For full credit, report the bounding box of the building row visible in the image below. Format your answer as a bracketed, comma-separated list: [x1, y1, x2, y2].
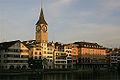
[0, 40, 108, 70]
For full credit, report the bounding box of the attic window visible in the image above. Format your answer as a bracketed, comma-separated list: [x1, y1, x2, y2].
[16, 43, 20, 47]
[0, 45, 3, 47]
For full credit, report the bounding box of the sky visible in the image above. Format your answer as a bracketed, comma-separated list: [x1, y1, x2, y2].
[0, 0, 120, 48]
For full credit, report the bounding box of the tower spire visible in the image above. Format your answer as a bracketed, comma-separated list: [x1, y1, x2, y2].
[36, 3, 47, 25]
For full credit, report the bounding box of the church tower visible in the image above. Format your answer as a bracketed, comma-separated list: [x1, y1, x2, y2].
[36, 8, 48, 43]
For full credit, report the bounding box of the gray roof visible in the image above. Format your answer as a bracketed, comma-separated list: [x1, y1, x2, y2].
[0, 40, 20, 50]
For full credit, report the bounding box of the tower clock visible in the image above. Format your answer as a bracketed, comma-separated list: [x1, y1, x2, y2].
[36, 8, 48, 43]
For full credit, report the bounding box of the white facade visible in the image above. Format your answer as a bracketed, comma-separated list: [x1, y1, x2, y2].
[0, 41, 29, 70]
[110, 51, 120, 68]
[64, 45, 73, 68]
[54, 51, 67, 69]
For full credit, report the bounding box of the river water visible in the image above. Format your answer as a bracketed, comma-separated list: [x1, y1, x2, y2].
[0, 72, 120, 80]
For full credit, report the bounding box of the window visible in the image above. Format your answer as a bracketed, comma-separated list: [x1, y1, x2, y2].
[47, 56, 52, 58]
[44, 44, 46, 46]
[44, 51, 46, 54]
[39, 52, 41, 55]
[39, 56, 41, 59]
[74, 52, 76, 54]
[21, 55, 28, 58]
[61, 53, 66, 56]
[74, 49, 76, 51]
[17, 43, 20, 47]
[35, 52, 37, 55]
[35, 56, 37, 59]
[73, 60, 77, 63]
[32, 52, 33, 55]
[69, 54, 72, 56]
[4, 60, 7, 63]
[50, 60, 52, 62]
[14, 55, 20, 58]
[4, 55, 7, 58]
[82, 53, 84, 55]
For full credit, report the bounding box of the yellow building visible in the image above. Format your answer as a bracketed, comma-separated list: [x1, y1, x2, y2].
[42, 42, 55, 69]
[23, 40, 43, 69]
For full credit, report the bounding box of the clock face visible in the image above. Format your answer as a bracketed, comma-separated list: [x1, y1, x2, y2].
[42, 25, 47, 32]
[36, 26, 40, 32]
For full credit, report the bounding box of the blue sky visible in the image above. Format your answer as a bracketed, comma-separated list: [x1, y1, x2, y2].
[0, 0, 120, 48]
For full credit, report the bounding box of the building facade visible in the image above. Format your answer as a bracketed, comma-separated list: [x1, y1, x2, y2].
[64, 44, 73, 69]
[0, 40, 29, 70]
[54, 51, 67, 69]
[72, 44, 79, 68]
[22, 40, 43, 69]
[109, 48, 120, 70]
[73, 42, 107, 70]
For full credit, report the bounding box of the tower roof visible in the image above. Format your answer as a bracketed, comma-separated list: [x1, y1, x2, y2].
[36, 8, 48, 25]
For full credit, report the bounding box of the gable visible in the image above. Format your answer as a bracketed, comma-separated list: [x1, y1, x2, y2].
[8, 42, 21, 49]
[20, 43, 29, 50]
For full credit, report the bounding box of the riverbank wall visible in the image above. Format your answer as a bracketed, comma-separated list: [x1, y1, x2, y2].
[0, 69, 109, 76]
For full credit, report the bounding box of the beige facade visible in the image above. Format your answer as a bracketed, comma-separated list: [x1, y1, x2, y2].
[29, 45, 42, 60]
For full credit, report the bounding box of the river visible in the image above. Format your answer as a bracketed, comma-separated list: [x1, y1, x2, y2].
[0, 72, 120, 80]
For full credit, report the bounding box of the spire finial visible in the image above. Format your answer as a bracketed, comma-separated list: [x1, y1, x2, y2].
[41, 0, 43, 8]
[36, 0, 47, 25]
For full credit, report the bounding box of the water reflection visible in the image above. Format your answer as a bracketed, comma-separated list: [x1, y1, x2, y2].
[0, 72, 120, 80]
